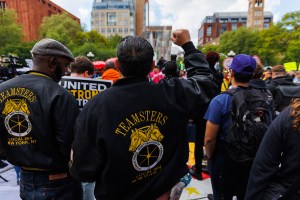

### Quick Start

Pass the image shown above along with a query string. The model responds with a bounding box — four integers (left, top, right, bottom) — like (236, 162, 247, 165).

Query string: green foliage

(219, 27, 259, 56)
(71, 43, 116, 61)
(1, 41, 36, 60)
(279, 11, 300, 30)
(107, 34, 122, 49)
(39, 12, 82, 46)
(0, 9, 23, 49)
(200, 44, 219, 54)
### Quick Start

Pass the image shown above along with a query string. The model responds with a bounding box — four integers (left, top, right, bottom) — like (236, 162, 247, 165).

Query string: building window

(107, 12, 117, 26)
(124, 28, 128, 33)
(254, 20, 261, 25)
(254, 11, 262, 16)
(101, 28, 106, 34)
(93, 12, 99, 18)
(42, 0, 45, 5)
(255, 0, 263, 7)
(206, 26, 212, 36)
(118, 28, 123, 33)
(0, 1, 6, 10)
(100, 12, 105, 18)
(264, 23, 270, 28)
(207, 18, 213, 23)
(113, 28, 117, 33)
(118, 12, 123, 18)
(107, 28, 111, 33)
(231, 18, 238, 23)
(220, 19, 228, 23)
(221, 24, 227, 33)
(232, 23, 237, 31)
(48, 10, 52, 16)
(48, 3, 51, 8)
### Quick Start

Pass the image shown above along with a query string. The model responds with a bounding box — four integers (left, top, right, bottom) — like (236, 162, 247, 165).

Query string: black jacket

(266, 76, 295, 94)
(245, 108, 300, 199)
(70, 42, 219, 200)
(0, 71, 79, 173)
(266, 76, 297, 112)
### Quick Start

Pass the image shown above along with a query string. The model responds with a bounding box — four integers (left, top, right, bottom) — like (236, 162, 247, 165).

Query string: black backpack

(274, 85, 300, 113)
(225, 87, 272, 163)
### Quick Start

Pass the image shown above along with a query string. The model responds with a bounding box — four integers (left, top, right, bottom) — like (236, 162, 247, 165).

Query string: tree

(198, 44, 219, 54)
(39, 12, 82, 46)
(107, 34, 122, 49)
(71, 43, 116, 61)
(218, 27, 259, 56)
(0, 9, 23, 49)
(279, 11, 300, 30)
(255, 25, 289, 65)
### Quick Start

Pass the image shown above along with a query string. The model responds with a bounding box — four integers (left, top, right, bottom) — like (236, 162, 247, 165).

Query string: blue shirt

(204, 93, 232, 140)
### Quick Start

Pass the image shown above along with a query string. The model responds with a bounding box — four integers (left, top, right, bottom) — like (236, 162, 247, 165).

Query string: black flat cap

(32, 38, 74, 61)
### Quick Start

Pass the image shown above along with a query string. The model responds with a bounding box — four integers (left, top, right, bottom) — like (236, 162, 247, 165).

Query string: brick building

(1, 0, 80, 41)
(198, 11, 273, 46)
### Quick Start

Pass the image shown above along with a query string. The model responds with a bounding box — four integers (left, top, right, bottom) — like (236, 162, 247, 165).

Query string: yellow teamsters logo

(129, 124, 164, 171)
(3, 99, 32, 137)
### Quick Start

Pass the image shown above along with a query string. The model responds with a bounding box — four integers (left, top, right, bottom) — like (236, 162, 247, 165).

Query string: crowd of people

(0, 28, 299, 200)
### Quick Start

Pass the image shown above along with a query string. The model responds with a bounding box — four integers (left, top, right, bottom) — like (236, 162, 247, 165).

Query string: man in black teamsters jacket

(0, 39, 82, 199)
(70, 29, 218, 200)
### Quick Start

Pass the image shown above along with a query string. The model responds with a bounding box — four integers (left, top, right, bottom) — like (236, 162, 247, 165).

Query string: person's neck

(231, 79, 249, 88)
(70, 73, 84, 78)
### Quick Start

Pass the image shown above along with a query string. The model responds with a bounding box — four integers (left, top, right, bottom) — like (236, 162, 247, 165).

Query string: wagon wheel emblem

(132, 141, 163, 171)
(5, 111, 32, 137)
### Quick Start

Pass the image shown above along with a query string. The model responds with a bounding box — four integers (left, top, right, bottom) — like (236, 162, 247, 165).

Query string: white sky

(51, 0, 300, 43)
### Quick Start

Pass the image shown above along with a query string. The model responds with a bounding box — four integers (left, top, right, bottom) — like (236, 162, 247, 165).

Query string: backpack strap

(222, 87, 239, 96)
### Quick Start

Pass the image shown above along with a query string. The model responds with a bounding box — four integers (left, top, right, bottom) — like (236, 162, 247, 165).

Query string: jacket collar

(26, 70, 53, 80)
(113, 76, 149, 86)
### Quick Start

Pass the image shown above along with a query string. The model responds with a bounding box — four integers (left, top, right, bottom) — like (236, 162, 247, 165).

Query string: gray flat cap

(32, 38, 74, 61)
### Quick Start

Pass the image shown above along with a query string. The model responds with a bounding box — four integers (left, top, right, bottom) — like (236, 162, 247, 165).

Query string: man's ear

(49, 57, 58, 69)
(83, 71, 90, 78)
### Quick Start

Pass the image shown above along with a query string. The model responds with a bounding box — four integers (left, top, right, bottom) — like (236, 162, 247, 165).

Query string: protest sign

(60, 76, 112, 109)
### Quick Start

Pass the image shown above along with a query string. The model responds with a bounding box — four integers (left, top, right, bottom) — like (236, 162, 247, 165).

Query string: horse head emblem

(148, 124, 164, 142)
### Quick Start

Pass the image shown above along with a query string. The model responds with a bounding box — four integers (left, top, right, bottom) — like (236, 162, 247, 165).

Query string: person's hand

(171, 29, 191, 47)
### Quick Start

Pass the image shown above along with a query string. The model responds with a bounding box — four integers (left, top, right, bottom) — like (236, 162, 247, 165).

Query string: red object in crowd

(93, 61, 106, 69)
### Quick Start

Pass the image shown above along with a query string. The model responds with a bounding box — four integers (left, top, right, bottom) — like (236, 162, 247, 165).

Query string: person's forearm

(182, 41, 201, 57)
(205, 140, 216, 159)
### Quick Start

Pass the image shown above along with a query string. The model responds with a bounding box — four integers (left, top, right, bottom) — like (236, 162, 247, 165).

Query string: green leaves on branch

(0, 9, 23, 48)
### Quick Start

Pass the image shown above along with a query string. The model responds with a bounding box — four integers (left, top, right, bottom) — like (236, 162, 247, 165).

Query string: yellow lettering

(126, 118, 134, 127)
(156, 112, 163, 124)
(85, 90, 92, 99)
(10, 88, 16, 96)
(115, 128, 126, 136)
(77, 90, 84, 99)
(92, 90, 99, 97)
(69, 90, 77, 96)
(131, 114, 140, 124)
(162, 116, 168, 125)
(150, 111, 157, 121)
(145, 110, 151, 121)
(139, 111, 145, 121)
(119, 122, 129, 132)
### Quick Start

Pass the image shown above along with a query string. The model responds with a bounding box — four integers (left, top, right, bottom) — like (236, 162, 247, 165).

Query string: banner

(284, 62, 298, 72)
(60, 76, 112, 109)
